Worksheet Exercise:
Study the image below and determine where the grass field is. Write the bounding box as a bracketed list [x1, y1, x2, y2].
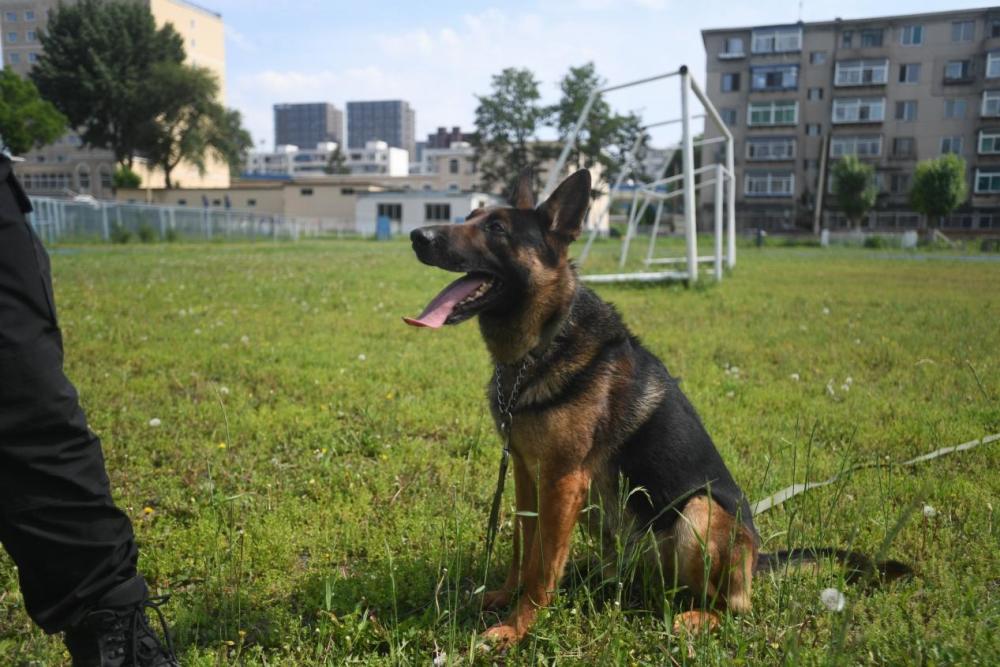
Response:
[1, 237, 998, 665]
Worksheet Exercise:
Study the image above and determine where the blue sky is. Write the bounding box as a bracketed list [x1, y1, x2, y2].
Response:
[213, 1, 997, 150]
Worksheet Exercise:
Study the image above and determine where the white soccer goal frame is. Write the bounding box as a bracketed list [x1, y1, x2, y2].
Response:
[542, 66, 736, 283]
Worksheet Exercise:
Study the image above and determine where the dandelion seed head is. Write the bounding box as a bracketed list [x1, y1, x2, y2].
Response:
[923, 504, 937, 518]
[148, 418, 161, 427]
[820, 587, 845, 612]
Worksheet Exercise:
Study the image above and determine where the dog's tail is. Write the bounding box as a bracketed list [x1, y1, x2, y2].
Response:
[755, 547, 912, 584]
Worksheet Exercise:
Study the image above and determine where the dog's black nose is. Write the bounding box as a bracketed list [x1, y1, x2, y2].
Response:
[411, 227, 436, 248]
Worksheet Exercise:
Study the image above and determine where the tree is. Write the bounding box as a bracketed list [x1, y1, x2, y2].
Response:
[473, 68, 553, 202]
[0, 69, 66, 156]
[831, 155, 877, 229]
[909, 154, 969, 227]
[553, 62, 645, 198]
[141, 64, 253, 187]
[31, 0, 185, 168]
[324, 146, 350, 174]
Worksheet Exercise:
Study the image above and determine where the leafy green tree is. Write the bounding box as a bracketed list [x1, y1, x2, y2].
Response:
[909, 154, 969, 227]
[0, 69, 67, 156]
[324, 146, 350, 174]
[31, 0, 184, 168]
[473, 68, 553, 202]
[553, 62, 645, 198]
[831, 155, 877, 229]
[141, 64, 253, 187]
[113, 166, 141, 189]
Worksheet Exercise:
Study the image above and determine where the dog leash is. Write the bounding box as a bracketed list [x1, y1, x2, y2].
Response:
[483, 357, 533, 579]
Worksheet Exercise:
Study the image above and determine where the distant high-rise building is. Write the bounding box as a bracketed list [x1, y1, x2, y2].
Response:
[0, 0, 229, 197]
[346, 100, 415, 155]
[273, 102, 344, 150]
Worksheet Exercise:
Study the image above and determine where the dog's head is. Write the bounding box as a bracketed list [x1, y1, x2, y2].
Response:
[404, 169, 591, 329]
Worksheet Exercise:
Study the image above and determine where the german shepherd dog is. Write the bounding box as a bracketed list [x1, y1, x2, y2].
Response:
[405, 170, 906, 645]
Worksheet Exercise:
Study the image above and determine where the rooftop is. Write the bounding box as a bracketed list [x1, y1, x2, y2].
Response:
[702, 5, 994, 36]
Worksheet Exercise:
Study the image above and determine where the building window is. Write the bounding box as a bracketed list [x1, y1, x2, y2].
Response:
[746, 137, 796, 161]
[944, 98, 967, 119]
[719, 108, 737, 126]
[744, 171, 794, 197]
[8, 53, 20, 64]
[448, 158, 459, 174]
[751, 26, 802, 54]
[341, 188, 355, 195]
[988, 52, 1000, 78]
[890, 173, 911, 194]
[951, 20, 974, 42]
[983, 90, 1000, 116]
[25, 9, 34, 21]
[377, 203, 402, 220]
[841, 31, 853, 48]
[895, 100, 918, 121]
[809, 51, 827, 65]
[805, 123, 822, 136]
[833, 97, 885, 123]
[76, 166, 90, 191]
[892, 137, 915, 157]
[899, 63, 921, 83]
[748, 100, 798, 126]
[425, 203, 451, 221]
[4, 11, 16, 22]
[945, 60, 972, 81]
[992, 19, 1000, 38]
[940, 136, 963, 155]
[27, 52, 37, 63]
[6, 32, 17, 43]
[835, 59, 888, 86]
[25, 30, 36, 42]
[247, 199, 257, 207]
[721, 37, 745, 58]
[300, 188, 314, 196]
[899, 25, 924, 46]
[99, 166, 112, 189]
[721, 72, 740, 92]
[830, 135, 882, 158]
[975, 169, 1000, 193]
[860, 29, 883, 47]
[750, 65, 798, 91]
[979, 130, 1000, 154]
[808, 87, 824, 101]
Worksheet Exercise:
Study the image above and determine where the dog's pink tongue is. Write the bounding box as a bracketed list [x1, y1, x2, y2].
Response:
[403, 274, 486, 328]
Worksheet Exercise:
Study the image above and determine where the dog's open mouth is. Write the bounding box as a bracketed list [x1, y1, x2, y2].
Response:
[403, 272, 501, 328]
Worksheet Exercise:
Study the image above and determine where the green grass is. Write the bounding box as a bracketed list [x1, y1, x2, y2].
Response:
[1, 237, 998, 665]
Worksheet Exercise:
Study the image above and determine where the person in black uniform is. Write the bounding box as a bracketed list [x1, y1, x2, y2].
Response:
[0, 154, 179, 666]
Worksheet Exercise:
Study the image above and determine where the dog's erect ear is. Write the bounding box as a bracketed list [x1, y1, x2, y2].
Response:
[538, 169, 591, 241]
[513, 169, 535, 209]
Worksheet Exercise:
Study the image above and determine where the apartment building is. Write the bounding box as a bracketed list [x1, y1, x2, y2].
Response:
[274, 102, 344, 149]
[703, 7, 1000, 232]
[346, 100, 416, 156]
[244, 141, 409, 179]
[0, 0, 228, 198]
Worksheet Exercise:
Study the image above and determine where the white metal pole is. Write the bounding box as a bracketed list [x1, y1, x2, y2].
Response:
[680, 66, 698, 283]
[619, 188, 641, 269]
[645, 199, 665, 264]
[726, 136, 736, 269]
[714, 163, 723, 282]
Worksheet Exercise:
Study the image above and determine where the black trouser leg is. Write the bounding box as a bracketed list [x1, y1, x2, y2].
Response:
[0, 160, 140, 634]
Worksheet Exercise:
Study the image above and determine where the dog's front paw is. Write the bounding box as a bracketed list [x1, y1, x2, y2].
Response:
[480, 622, 523, 648]
[481, 588, 512, 610]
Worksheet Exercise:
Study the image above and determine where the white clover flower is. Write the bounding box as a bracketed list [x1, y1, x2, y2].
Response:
[219, 386, 230, 396]
[826, 380, 836, 397]
[820, 587, 845, 612]
[240, 335, 250, 345]
[789, 373, 800, 381]
[923, 504, 937, 518]
[432, 652, 447, 667]
[358, 353, 367, 361]
[822, 307, 831, 315]
[148, 418, 161, 427]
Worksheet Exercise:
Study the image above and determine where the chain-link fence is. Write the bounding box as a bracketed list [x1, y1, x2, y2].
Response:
[27, 197, 367, 243]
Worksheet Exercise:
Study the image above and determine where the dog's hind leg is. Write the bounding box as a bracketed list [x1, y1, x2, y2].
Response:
[482, 454, 537, 611]
[666, 495, 757, 636]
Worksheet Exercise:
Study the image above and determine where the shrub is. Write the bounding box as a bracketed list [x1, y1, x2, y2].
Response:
[109, 222, 131, 244]
[112, 167, 141, 190]
[864, 235, 889, 249]
[137, 223, 156, 243]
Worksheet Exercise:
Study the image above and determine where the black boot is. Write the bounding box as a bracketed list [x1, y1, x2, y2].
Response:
[63, 576, 179, 667]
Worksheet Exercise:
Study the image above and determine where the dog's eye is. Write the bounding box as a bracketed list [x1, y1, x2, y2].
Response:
[486, 219, 506, 235]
